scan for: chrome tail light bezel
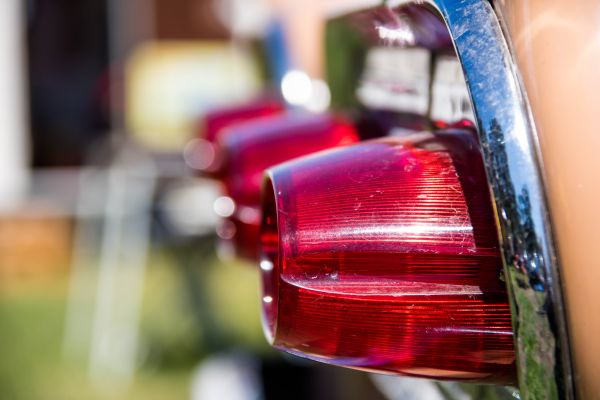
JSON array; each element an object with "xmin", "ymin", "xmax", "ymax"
[{"xmin": 385, "ymin": 1, "xmax": 574, "ymax": 398}]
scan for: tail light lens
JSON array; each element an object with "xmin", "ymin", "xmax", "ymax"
[
  {"xmin": 204, "ymin": 99, "xmax": 285, "ymax": 144},
  {"xmin": 195, "ymin": 99, "xmax": 285, "ymax": 174},
  {"xmin": 219, "ymin": 113, "xmax": 360, "ymax": 260},
  {"xmin": 259, "ymin": 129, "xmax": 515, "ymax": 383}
]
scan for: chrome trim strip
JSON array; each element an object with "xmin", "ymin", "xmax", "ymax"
[{"xmin": 387, "ymin": 0, "xmax": 574, "ymax": 398}]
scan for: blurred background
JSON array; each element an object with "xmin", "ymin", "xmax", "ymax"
[{"xmin": 0, "ymin": 0, "xmax": 396, "ymax": 399}]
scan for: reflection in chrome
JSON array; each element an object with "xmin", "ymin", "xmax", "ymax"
[{"xmin": 385, "ymin": 0, "xmax": 574, "ymax": 398}]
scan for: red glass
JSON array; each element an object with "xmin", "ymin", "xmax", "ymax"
[
  {"xmin": 259, "ymin": 129, "xmax": 515, "ymax": 383},
  {"xmin": 219, "ymin": 113, "xmax": 359, "ymax": 260},
  {"xmin": 196, "ymin": 98, "xmax": 285, "ymax": 174},
  {"xmin": 203, "ymin": 99, "xmax": 284, "ymax": 143},
  {"xmin": 433, "ymin": 119, "xmax": 476, "ymax": 130}
]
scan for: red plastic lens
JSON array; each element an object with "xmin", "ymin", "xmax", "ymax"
[
  {"xmin": 259, "ymin": 130, "xmax": 515, "ymax": 383},
  {"xmin": 203, "ymin": 99, "xmax": 285, "ymax": 143},
  {"xmin": 196, "ymin": 99, "xmax": 285, "ymax": 173},
  {"xmin": 219, "ymin": 113, "xmax": 360, "ymax": 260},
  {"xmin": 220, "ymin": 113, "xmax": 359, "ymax": 206}
]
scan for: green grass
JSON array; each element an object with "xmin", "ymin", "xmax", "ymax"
[{"xmin": 0, "ymin": 248, "xmax": 269, "ymax": 399}]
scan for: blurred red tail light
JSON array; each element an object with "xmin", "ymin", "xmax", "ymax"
[
  {"xmin": 195, "ymin": 99, "xmax": 285, "ymax": 174},
  {"xmin": 204, "ymin": 99, "xmax": 285, "ymax": 144},
  {"xmin": 259, "ymin": 129, "xmax": 515, "ymax": 383},
  {"xmin": 218, "ymin": 113, "xmax": 359, "ymax": 260}
]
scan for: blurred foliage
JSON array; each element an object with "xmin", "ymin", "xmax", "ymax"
[
  {"xmin": 0, "ymin": 244, "xmax": 269, "ymax": 399},
  {"xmin": 0, "ymin": 281, "xmax": 67, "ymax": 399},
  {"xmin": 325, "ymin": 18, "xmax": 368, "ymax": 110}
]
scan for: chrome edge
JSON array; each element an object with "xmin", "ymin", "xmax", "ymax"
[
  {"xmin": 388, "ymin": 0, "xmax": 574, "ymax": 398},
  {"xmin": 432, "ymin": 0, "xmax": 574, "ymax": 397}
]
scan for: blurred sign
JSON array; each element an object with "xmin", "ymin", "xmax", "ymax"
[
  {"xmin": 125, "ymin": 41, "xmax": 262, "ymax": 151},
  {"xmin": 357, "ymin": 47, "xmax": 430, "ymax": 114},
  {"xmin": 431, "ymin": 55, "xmax": 475, "ymax": 123}
]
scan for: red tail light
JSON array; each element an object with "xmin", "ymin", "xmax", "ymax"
[
  {"xmin": 195, "ymin": 99, "xmax": 285, "ymax": 174},
  {"xmin": 204, "ymin": 99, "xmax": 285, "ymax": 144},
  {"xmin": 259, "ymin": 129, "xmax": 515, "ymax": 383},
  {"xmin": 218, "ymin": 113, "xmax": 360, "ymax": 260}
]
